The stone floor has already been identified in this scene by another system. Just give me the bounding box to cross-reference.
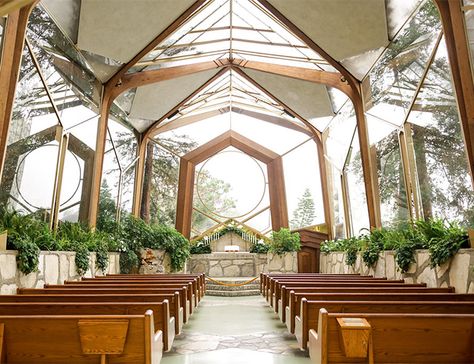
[162,295,311,364]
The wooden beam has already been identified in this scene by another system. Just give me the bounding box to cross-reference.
[143,68,229,139]
[0,0,35,17]
[106,0,207,89]
[232,58,351,95]
[232,67,322,140]
[0,2,37,181]
[110,59,230,99]
[132,136,147,217]
[151,107,229,136]
[268,157,289,230]
[88,88,113,228]
[435,0,474,187]
[175,160,195,238]
[316,137,333,240]
[231,106,313,136]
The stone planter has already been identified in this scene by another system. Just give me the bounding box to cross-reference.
[320,249,474,294]
[139,248,172,274]
[267,252,298,273]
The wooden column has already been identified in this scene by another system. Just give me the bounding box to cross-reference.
[0,3,36,181]
[351,88,381,229]
[132,136,147,217]
[267,157,289,231]
[88,89,113,228]
[435,0,474,186]
[316,136,333,239]
[175,160,195,239]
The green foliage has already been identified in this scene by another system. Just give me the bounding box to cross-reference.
[321,218,469,272]
[269,228,300,255]
[149,225,190,271]
[428,221,468,267]
[250,240,270,254]
[73,243,90,276]
[14,237,40,275]
[190,240,212,254]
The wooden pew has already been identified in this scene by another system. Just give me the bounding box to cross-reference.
[279,284,455,324]
[269,281,426,310]
[296,299,474,350]
[0,301,176,351]
[18,286,192,322]
[100,274,206,297]
[259,273,364,293]
[286,290,471,333]
[308,309,474,363]
[260,273,368,296]
[72,278,202,303]
[0,310,163,363]
[0,292,184,335]
[59,281,200,307]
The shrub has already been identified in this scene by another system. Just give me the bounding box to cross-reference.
[428,221,468,267]
[190,240,212,254]
[250,240,270,254]
[14,237,40,274]
[269,228,300,255]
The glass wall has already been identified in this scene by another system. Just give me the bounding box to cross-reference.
[407,37,474,224]
[283,140,324,230]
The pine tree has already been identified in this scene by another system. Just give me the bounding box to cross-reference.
[290,188,316,229]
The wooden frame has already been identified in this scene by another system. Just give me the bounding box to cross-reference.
[435,0,474,187]
[175,130,288,238]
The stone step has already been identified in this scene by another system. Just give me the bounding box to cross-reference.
[205,289,261,297]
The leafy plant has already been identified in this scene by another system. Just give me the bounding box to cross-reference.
[269,228,300,255]
[428,221,468,267]
[73,243,90,276]
[14,237,40,274]
[250,240,270,254]
[190,240,211,254]
[345,237,362,266]
[150,225,190,271]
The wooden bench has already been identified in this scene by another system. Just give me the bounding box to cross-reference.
[269,281,426,309]
[279,285,455,325]
[92,274,206,298]
[58,281,200,307]
[259,273,365,293]
[308,309,474,363]
[286,290,472,333]
[72,278,202,302]
[297,299,474,350]
[0,292,184,335]
[0,300,176,352]
[18,286,192,321]
[270,279,404,311]
[0,310,163,363]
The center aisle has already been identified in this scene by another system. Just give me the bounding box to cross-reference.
[162,295,311,364]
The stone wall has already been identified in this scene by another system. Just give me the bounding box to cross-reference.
[0,251,121,294]
[187,252,297,277]
[320,249,474,293]
[210,233,250,252]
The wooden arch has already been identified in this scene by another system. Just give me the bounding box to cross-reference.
[175,130,288,239]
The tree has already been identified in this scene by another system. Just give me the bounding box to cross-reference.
[290,188,316,229]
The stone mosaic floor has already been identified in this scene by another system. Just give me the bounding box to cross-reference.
[162,296,311,364]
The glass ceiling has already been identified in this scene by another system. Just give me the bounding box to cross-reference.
[128,0,336,74]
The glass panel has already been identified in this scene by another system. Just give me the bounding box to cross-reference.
[463,6,474,83]
[345,129,370,235]
[98,119,137,224]
[0,46,60,217]
[330,162,346,239]
[0,16,6,64]
[364,1,442,127]
[325,99,357,170]
[408,37,474,225]
[371,128,409,227]
[194,148,267,219]
[192,210,219,237]
[283,140,324,230]
[243,209,271,233]
[142,142,180,225]
[28,6,101,104]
